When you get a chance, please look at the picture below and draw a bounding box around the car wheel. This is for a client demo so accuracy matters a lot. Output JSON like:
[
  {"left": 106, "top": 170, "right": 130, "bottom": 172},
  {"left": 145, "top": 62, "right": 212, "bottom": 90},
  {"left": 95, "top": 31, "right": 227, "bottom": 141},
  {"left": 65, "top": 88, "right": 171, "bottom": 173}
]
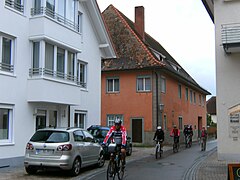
[
  {"left": 126, "top": 145, "right": 132, "bottom": 156},
  {"left": 69, "top": 157, "right": 81, "bottom": 176},
  {"left": 25, "top": 166, "right": 37, "bottom": 175},
  {"left": 97, "top": 151, "right": 105, "bottom": 167}
]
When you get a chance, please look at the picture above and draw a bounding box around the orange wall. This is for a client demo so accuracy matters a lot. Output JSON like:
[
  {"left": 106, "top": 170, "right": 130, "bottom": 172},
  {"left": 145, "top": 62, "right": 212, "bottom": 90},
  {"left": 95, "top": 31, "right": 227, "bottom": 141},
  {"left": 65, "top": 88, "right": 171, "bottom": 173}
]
[
  {"left": 101, "top": 70, "right": 153, "bottom": 132},
  {"left": 161, "top": 73, "right": 207, "bottom": 131}
]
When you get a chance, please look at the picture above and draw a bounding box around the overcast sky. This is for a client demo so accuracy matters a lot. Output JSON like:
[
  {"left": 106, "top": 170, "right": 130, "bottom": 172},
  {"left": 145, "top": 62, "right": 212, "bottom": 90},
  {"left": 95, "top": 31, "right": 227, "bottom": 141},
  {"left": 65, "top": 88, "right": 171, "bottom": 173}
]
[{"left": 97, "top": 0, "right": 215, "bottom": 99}]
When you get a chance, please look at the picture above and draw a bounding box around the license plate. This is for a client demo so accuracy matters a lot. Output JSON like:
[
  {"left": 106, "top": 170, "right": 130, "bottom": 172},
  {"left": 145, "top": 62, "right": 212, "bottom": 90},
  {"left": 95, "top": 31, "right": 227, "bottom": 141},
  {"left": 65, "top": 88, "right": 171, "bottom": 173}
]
[{"left": 36, "top": 149, "right": 54, "bottom": 155}]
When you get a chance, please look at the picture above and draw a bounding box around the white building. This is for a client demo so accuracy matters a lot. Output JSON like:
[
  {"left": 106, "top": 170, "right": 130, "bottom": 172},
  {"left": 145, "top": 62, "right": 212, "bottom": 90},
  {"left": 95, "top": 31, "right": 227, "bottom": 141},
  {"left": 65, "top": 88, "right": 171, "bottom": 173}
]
[
  {"left": 202, "top": 0, "right": 240, "bottom": 160},
  {"left": 0, "top": 0, "right": 115, "bottom": 167}
]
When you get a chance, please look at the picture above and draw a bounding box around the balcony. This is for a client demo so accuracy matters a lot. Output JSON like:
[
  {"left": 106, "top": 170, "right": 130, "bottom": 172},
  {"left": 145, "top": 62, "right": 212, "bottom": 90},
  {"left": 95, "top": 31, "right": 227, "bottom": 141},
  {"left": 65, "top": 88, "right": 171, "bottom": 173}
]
[
  {"left": 28, "top": 68, "right": 84, "bottom": 105},
  {"left": 5, "top": 0, "right": 24, "bottom": 13},
  {"left": 29, "top": 8, "right": 82, "bottom": 50},
  {"left": 222, "top": 23, "right": 240, "bottom": 53},
  {"left": 31, "top": 7, "right": 79, "bottom": 32}
]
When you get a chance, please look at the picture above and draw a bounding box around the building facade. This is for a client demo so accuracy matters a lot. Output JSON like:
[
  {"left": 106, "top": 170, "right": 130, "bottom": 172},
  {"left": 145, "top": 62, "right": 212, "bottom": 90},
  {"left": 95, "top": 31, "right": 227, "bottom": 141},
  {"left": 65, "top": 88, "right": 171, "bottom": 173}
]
[
  {"left": 101, "top": 5, "right": 210, "bottom": 145},
  {"left": 202, "top": 0, "right": 240, "bottom": 160},
  {"left": 0, "top": 0, "right": 115, "bottom": 167}
]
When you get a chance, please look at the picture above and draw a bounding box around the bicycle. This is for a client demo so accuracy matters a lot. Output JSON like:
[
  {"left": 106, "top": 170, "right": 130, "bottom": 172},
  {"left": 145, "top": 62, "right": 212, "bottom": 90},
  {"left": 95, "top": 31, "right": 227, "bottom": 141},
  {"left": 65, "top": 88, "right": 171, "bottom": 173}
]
[
  {"left": 185, "top": 135, "right": 192, "bottom": 148},
  {"left": 172, "top": 136, "right": 179, "bottom": 153},
  {"left": 106, "top": 143, "right": 125, "bottom": 180},
  {"left": 154, "top": 139, "right": 163, "bottom": 159},
  {"left": 200, "top": 137, "right": 206, "bottom": 151}
]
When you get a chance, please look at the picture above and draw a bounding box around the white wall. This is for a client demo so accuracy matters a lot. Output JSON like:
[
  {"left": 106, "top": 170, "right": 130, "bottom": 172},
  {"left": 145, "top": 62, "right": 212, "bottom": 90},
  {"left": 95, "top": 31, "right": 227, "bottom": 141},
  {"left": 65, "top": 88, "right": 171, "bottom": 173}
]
[{"left": 215, "top": 0, "right": 240, "bottom": 160}]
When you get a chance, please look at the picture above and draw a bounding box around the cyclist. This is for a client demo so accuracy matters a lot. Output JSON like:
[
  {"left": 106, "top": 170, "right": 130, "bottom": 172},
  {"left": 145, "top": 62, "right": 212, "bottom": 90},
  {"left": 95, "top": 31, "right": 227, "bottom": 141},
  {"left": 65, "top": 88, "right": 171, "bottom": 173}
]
[
  {"left": 200, "top": 126, "right": 208, "bottom": 151},
  {"left": 170, "top": 125, "right": 180, "bottom": 147},
  {"left": 102, "top": 118, "right": 127, "bottom": 168},
  {"left": 187, "top": 125, "right": 193, "bottom": 144},
  {"left": 183, "top": 125, "right": 189, "bottom": 145},
  {"left": 153, "top": 126, "right": 164, "bottom": 150}
]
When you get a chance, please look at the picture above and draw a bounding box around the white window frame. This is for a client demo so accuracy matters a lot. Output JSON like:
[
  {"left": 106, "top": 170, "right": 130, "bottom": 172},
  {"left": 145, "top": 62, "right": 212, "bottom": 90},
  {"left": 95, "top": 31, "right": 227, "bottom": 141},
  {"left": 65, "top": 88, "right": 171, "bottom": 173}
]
[
  {"left": 160, "top": 76, "right": 166, "bottom": 93},
  {"left": 190, "top": 90, "right": 193, "bottom": 103},
  {"left": 0, "top": 35, "right": 15, "bottom": 74},
  {"left": 77, "top": 60, "right": 87, "bottom": 88},
  {"left": 0, "top": 104, "right": 14, "bottom": 145},
  {"left": 137, "top": 76, "right": 151, "bottom": 92},
  {"left": 107, "top": 114, "right": 123, "bottom": 127},
  {"left": 106, "top": 77, "right": 120, "bottom": 93},
  {"left": 5, "top": 0, "right": 24, "bottom": 13},
  {"left": 74, "top": 111, "right": 87, "bottom": 129}
]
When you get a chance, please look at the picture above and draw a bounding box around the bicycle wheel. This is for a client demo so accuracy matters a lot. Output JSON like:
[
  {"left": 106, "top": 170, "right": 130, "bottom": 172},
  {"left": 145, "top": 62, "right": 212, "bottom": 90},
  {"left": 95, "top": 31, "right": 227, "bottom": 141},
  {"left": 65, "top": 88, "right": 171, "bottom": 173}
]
[
  {"left": 107, "top": 160, "right": 116, "bottom": 180},
  {"left": 117, "top": 159, "right": 125, "bottom": 180},
  {"left": 155, "top": 145, "right": 159, "bottom": 159}
]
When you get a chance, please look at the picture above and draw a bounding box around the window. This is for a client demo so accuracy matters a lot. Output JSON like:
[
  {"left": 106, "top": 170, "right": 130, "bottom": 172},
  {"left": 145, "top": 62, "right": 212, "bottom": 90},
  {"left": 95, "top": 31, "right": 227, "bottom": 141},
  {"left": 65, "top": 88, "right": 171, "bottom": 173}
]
[
  {"left": 178, "top": 84, "right": 182, "bottom": 99},
  {"left": 137, "top": 76, "right": 151, "bottom": 92},
  {"left": 107, "top": 78, "right": 119, "bottom": 93},
  {"left": 190, "top": 90, "right": 193, "bottom": 103},
  {"left": 185, "top": 87, "right": 188, "bottom": 101},
  {"left": 78, "top": 11, "right": 83, "bottom": 33},
  {"left": 57, "top": 47, "right": 65, "bottom": 78},
  {"left": 202, "top": 96, "right": 205, "bottom": 106},
  {"left": 77, "top": 61, "right": 87, "bottom": 88},
  {"left": 67, "top": 52, "right": 74, "bottom": 80},
  {"left": 160, "top": 76, "right": 166, "bottom": 93},
  {"left": 30, "top": 41, "right": 78, "bottom": 85},
  {"left": 199, "top": 95, "right": 202, "bottom": 106},
  {"left": 193, "top": 92, "right": 196, "bottom": 104},
  {"left": 0, "top": 106, "right": 13, "bottom": 143},
  {"left": 5, "top": 0, "right": 24, "bottom": 13},
  {"left": 178, "top": 116, "right": 183, "bottom": 130},
  {"left": 107, "top": 115, "right": 123, "bottom": 127},
  {"left": 0, "top": 36, "right": 14, "bottom": 73},
  {"left": 45, "top": 43, "right": 54, "bottom": 74},
  {"left": 74, "top": 112, "right": 86, "bottom": 129},
  {"left": 33, "top": 42, "right": 40, "bottom": 70},
  {"left": 46, "top": 0, "right": 55, "bottom": 17}
]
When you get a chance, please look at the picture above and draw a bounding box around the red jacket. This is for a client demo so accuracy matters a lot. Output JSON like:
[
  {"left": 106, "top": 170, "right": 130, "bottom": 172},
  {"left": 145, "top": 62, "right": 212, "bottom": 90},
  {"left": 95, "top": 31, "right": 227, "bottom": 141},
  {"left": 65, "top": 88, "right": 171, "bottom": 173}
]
[
  {"left": 170, "top": 128, "right": 180, "bottom": 137},
  {"left": 103, "top": 125, "right": 127, "bottom": 146}
]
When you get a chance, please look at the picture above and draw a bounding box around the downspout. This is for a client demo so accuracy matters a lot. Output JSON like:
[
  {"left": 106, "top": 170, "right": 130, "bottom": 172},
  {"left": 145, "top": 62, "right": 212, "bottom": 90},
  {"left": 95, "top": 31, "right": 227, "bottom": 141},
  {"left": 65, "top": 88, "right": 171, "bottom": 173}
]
[{"left": 154, "top": 71, "right": 159, "bottom": 127}]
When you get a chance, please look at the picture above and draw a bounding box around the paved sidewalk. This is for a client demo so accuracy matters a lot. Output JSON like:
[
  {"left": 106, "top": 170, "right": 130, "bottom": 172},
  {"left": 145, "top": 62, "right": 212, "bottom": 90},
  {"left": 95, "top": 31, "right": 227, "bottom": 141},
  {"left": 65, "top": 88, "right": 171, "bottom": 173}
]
[{"left": 195, "top": 149, "right": 228, "bottom": 180}]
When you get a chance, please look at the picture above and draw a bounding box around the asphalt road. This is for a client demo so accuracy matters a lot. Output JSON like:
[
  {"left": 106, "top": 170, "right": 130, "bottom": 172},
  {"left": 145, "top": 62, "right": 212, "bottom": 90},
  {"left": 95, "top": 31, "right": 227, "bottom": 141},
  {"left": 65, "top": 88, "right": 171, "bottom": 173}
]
[{"left": 88, "top": 140, "right": 217, "bottom": 180}]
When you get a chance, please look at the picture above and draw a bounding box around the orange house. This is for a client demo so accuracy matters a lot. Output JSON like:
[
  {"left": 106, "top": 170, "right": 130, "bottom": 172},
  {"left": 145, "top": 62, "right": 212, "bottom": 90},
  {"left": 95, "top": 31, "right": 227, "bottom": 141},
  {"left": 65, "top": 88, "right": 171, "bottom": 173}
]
[{"left": 101, "top": 5, "right": 210, "bottom": 144}]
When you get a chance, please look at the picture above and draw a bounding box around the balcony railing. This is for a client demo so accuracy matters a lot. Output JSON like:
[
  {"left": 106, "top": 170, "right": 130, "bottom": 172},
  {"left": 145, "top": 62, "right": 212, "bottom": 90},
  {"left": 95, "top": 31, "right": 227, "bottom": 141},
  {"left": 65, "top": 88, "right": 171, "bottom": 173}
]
[
  {"left": 222, "top": 23, "right": 240, "bottom": 53},
  {"left": 5, "top": 0, "right": 24, "bottom": 13},
  {"left": 31, "top": 7, "right": 79, "bottom": 32},
  {"left": 29, "top": 68, "right": 86, "bottom": 88},
  {"left": 0, "top": 62, "right": 14, "bottom": 73}
]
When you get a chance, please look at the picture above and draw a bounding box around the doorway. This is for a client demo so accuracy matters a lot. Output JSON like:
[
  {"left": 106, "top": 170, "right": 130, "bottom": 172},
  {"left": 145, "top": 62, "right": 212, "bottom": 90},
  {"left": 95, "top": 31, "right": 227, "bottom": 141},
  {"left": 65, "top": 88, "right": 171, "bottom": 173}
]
[
  {"left": 132, "top": 118, "right": 143, "bottom": 143},
  {"left": 198, "top": 116, "right": 202, "bottom": 138},
  {"left": 36, "top": 110, "right": 46, "bottom": 131}
]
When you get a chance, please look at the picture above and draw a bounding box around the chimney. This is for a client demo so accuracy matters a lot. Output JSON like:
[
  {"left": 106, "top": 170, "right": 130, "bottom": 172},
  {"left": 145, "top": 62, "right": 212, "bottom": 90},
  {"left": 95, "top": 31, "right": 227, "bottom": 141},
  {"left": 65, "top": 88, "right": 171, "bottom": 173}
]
[{"left": 135, "top": 6, "right": 145, "bottom": 41}]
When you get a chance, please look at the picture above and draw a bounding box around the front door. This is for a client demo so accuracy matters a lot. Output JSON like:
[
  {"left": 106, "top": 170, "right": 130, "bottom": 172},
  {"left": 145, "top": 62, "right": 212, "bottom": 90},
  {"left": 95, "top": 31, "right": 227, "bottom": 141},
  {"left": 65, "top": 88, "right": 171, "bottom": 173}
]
[
  {"left": 36, "top": 110, "right": 47, "bottom": 131},
  {"left": 132, "top": 119, "right": 143, "bottom": 143}
]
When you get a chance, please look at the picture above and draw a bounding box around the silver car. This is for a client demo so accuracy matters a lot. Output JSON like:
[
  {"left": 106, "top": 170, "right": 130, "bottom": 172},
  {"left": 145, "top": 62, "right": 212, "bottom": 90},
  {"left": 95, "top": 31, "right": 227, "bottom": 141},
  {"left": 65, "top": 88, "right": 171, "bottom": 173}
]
[{"left": 24, "top": 127, "right": 105, "bottom": 176}]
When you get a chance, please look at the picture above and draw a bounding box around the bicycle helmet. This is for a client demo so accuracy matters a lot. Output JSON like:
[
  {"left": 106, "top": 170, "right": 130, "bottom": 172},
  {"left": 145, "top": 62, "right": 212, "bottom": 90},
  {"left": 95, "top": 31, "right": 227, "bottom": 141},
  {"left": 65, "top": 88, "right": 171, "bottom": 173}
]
[
  {"left": 157, "top": 126, "right": 162, "bottom": 130},
  {"left": 114, "top": 118, "right": 122, "bottom": 125}
]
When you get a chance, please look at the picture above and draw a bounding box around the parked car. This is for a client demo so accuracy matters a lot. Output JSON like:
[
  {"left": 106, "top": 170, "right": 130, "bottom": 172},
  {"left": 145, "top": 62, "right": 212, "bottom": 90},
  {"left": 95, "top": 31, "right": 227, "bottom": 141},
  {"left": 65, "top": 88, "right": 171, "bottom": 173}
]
[
  {"left": 24, "top": 127, "right": 105, "bottom": 176},
  {"left": 87, "top": 125, "right": 133, "bottom": 157}
]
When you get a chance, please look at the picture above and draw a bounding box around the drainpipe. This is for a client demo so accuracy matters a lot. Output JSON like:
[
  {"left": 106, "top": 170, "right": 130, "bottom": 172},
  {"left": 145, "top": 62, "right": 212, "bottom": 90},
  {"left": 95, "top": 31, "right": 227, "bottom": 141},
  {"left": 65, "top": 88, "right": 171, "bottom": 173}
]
[{"left": 154, "top": 71, "right": 159, "bottom": 128}]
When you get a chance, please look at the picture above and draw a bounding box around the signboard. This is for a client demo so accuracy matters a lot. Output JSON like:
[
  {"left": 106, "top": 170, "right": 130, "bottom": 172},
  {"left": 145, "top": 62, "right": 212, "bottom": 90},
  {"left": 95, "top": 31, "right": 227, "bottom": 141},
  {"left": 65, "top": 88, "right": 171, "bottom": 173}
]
[
  {"left": 228, "top": 104, "right": 240, "bottom": 140},
  {"left": 228, "top": 164, "right": 240, "bottom": 180}
]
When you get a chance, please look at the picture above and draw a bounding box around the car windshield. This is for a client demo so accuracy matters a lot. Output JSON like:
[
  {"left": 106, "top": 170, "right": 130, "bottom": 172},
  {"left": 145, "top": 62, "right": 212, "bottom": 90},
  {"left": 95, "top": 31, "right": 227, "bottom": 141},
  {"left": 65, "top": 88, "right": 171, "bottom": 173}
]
[
  {"left": 89, "top": 129, "right": 109, "bottom": 138},
  {"left": 30, "top": 130, "right": 69, "bottom": 143}
]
